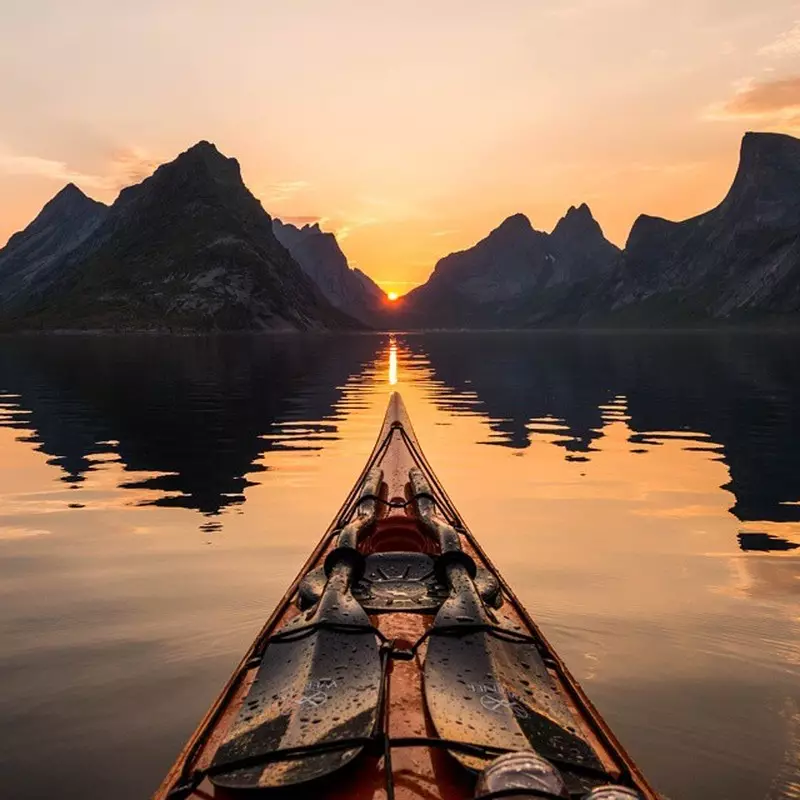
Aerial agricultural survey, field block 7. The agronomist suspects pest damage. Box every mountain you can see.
[548,203,620,285]
[8,142,361,331]
[586,132,800,324]
[0,184,107,308]
[272,219,386,325]
[399,205,619,327]
[400,131,800,329]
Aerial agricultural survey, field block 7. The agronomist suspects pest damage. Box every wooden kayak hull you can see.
[154,392,660,800]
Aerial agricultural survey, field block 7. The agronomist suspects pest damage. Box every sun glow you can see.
[387,292,399,302]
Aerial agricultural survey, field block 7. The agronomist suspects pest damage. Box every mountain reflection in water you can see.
[0,332,797,800]
[0,335,380,515]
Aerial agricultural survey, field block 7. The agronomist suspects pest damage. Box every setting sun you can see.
[387,292,399,302]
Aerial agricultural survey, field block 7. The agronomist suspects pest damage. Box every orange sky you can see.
[1,1,800,296]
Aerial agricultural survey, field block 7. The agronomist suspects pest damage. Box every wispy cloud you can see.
[262,180,311,202]
[759,21,800,58]
[0,143,159,194]
[707,76,800,130]
[431,228,459,237]
[0,148,103,187]
[334,215,380,241]
[106,146,159,189]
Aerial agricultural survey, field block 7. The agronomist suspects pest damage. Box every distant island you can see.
[0,131,798,331]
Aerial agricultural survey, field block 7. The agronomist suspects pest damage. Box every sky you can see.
[1,1,800,296]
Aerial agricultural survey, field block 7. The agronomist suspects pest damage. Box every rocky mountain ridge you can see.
[587,131,800,324]
[398,203,620,327]
[272,218,386,325]
[0,142,361,331]
[3,130,799,331]
[0,184,107,309]
[396,131,800,328]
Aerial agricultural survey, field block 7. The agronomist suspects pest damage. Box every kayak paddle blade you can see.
[210,586,382,790]
[423,573,603,774]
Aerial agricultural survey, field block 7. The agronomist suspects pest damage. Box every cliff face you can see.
[10,142,361,331]
[273,219,385,325]
[590,131,800,324]
[0,184,107,309]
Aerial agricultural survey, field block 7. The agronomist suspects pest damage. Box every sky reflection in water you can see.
[0,332,797,800]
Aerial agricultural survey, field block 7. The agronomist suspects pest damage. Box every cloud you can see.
[333,214,380,241]
[431,228,459,237]
[759,22,800,58]
[0,143,159,194]
[707,76,800,129]
[105,146,160,189]
[262,180,311,202]
[0,148,104,188]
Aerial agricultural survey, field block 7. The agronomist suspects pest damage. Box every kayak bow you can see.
[155,392,659,800]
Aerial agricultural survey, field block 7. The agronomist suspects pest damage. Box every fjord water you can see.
[0,333,797,800]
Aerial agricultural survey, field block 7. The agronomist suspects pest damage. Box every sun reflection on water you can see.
[388,337,398,385]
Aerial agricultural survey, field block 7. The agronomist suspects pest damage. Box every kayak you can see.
[155,392,659,800]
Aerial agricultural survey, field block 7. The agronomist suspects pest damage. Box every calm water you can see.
[0,332,798,799]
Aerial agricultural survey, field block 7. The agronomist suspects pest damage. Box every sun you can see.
[387,292,399,302]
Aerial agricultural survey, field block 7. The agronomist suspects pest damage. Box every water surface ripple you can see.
[0,332,797,799]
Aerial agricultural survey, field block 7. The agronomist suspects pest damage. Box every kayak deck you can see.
[154,392,658,800]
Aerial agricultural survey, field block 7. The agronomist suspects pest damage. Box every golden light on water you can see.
[388,339,398,385]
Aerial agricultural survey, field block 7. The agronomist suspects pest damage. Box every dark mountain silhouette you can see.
[397,205,619,327]
[0,335,383,516]
[549,203,620,284]
[4,131,800,330]
[585,132,800,325]
[8,142,361,331]
[0,184,107,308]
[272,218,386,325]
[397,132,800,328]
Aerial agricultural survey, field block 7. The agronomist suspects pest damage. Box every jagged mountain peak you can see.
[39,183,103,217]
[7,185,105,249]
[272,217,385,325]
[726,131,800,205]
[739,131,800,166]
[0,182,108,308]
[185,139,221,155]
[493,212,535,236]
[163,140,242,182]
[112,139,252,221]
[175,140,235,170]
[624,213,676,250]
[53,182,87,201]
[564,202,592,218]
[552,203,603,238]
